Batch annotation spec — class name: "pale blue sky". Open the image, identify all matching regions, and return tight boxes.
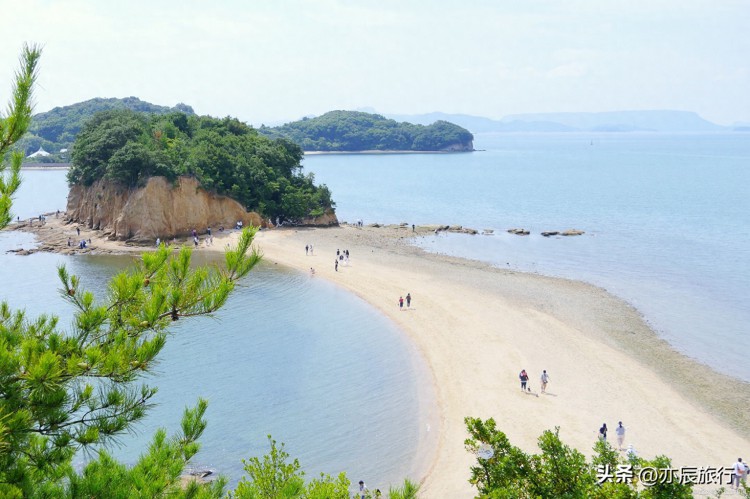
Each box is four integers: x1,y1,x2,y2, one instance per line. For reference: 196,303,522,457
1,0,748,125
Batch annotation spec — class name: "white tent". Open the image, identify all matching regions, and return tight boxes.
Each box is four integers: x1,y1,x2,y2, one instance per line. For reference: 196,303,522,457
27,147,51,158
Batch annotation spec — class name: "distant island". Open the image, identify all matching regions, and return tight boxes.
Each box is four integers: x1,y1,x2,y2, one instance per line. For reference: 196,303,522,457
386,110,744,133
258,110,474,152
19,97,195,163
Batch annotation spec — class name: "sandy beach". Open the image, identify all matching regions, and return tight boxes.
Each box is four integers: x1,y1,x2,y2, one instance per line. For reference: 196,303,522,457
8,218,750,497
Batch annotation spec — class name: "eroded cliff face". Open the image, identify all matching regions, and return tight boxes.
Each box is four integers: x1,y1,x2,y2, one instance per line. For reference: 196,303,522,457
441,140,474,152
66,176,267,241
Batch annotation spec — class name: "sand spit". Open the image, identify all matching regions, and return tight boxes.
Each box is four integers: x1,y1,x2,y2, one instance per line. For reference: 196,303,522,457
6,218,750,497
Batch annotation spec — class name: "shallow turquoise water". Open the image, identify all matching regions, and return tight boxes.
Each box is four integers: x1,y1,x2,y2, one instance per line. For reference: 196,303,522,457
1,181,430,489
5,130,748,486
303,133,750,379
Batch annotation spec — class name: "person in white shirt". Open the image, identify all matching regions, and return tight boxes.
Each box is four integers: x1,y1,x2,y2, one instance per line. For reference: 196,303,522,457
358,480,368,498
615,421,626,450
540,370,550,393
732,457,747,489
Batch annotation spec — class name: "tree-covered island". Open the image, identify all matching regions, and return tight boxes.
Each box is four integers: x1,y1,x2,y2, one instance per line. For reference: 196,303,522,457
259,110,474,152
19,97,195,163
67,109,334,222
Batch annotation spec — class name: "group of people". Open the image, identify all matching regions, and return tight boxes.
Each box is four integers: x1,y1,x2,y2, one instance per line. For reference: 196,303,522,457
67,237,91,249
356,480,382,498
598,421,627,451
334,248,350,271
151,227,220,249
305,244,314,255
397,293,412,310
518,369,550,394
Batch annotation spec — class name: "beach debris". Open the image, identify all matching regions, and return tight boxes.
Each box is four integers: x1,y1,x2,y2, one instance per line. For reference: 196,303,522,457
507,228,530,235
561,229,585,236
541,231,559,237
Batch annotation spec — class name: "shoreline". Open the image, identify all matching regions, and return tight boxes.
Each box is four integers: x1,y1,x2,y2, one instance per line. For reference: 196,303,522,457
303,150,473,155
6,218,750,497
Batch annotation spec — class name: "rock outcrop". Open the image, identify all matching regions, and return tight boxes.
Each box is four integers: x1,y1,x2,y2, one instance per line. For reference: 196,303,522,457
299,209,339,227
67,176,295,241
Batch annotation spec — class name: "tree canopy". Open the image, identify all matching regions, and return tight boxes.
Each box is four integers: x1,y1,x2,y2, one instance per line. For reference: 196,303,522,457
18,97,194,162
464,417,702,498
67,109,334,221
259,110,474,152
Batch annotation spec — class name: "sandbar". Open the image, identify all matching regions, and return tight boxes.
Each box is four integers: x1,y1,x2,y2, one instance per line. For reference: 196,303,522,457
7,218,750,497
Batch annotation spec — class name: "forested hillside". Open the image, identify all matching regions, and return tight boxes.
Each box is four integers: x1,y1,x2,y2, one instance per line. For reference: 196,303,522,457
20,97,194,162
68,109,334,221
259,110,474,152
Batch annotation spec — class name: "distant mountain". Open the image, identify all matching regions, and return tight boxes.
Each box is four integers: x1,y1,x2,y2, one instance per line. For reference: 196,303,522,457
21,97,195,162
387,110,727,134
501,111,725,132
259,110,474,152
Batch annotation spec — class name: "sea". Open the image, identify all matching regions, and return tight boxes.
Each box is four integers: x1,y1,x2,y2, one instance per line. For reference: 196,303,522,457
2,131,748,487
0,171,431,489
303,132,750,380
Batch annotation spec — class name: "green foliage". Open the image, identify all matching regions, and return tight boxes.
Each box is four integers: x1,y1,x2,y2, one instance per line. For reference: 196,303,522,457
234,436,306,498
259,110,474,152
388,478,421,499
0,229,261,496
464,417,694,499
232,435,352,499
1,43,41,229
232,436,418,499
18,96,195,162
66,400,228,498
67,110,334,220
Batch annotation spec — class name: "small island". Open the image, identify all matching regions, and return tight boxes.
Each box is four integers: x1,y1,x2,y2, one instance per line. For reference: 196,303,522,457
259,110,474,152
65,109,336,241
19,97,195,164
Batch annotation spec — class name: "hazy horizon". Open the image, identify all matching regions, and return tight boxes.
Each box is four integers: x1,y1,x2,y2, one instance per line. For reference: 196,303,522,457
2,1,748,126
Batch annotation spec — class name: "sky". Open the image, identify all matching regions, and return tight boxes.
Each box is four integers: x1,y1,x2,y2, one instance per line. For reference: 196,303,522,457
1,0,748,126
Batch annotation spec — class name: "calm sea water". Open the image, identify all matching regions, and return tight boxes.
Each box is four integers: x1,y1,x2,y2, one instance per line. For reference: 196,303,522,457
1,171,431,489
5,132,748,484
303,133,750,379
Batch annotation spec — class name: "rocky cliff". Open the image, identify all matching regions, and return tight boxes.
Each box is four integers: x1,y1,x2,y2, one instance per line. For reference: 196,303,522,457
67,176,278,241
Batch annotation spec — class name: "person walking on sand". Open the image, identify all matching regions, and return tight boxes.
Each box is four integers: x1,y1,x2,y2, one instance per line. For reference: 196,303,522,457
305,244,309,255
615,421,626,450
599,423,608,441
406,292,412,308
540,370,550,393
519,369,529,391
399,296,404,310
731,457,747,489
334,259,338,272
358,480,368,499
76,226,80,236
